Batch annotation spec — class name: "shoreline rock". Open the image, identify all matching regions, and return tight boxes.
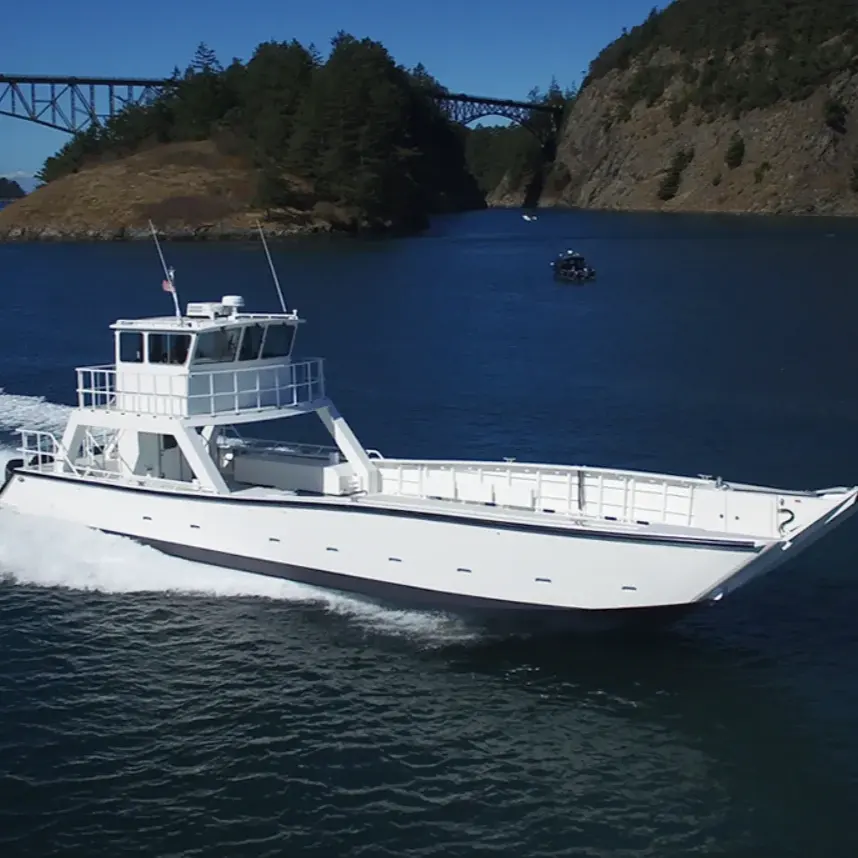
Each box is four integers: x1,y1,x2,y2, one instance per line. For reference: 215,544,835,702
0,220,341,243
0,217,432,243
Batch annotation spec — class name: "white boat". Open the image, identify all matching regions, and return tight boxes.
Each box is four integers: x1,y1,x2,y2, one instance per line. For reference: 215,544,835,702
2,234,856,631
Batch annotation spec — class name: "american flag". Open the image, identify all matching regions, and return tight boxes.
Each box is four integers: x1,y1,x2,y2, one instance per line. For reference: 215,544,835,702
161,278,174,293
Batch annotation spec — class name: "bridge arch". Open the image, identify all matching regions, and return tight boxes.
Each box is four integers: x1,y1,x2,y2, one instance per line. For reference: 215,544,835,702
430,91,563,146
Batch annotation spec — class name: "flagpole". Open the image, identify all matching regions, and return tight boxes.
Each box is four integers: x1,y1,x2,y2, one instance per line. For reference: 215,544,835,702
148,220,182,318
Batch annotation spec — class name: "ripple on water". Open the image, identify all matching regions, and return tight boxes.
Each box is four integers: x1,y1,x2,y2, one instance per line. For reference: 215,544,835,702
1,559,838,858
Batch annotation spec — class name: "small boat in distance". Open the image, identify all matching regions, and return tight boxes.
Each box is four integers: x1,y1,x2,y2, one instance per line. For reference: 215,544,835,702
522,213,538,222
1,225,856,632
551,249,596,283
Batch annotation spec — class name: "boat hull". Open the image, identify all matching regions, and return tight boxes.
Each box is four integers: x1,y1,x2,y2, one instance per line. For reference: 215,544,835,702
108,530,700,632
0,469,775,625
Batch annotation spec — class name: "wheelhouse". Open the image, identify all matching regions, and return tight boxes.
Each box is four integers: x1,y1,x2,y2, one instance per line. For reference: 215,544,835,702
72,295,324,424
113,299,300,370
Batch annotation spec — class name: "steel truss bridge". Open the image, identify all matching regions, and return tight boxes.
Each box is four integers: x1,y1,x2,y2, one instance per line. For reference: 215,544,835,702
432,91,562,142
0,74,563,142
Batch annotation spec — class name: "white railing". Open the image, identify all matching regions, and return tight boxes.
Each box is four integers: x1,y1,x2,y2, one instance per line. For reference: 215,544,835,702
16,429,216,494
17,429,61,464
374,459,781,536
76,358,326,419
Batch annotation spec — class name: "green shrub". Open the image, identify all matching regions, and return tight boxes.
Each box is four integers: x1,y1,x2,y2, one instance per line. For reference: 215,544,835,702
658,147,694,200
725,133,745,169
669,98,689,126
753,161,771,183
824,99,848,133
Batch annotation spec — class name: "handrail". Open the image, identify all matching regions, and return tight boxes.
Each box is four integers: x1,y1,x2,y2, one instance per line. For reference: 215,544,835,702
75,357,326,418
16,428,215,494
372,458,780,536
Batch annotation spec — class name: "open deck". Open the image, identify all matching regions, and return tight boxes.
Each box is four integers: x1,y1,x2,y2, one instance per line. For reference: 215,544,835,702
15,428,815,542
369,457,826,540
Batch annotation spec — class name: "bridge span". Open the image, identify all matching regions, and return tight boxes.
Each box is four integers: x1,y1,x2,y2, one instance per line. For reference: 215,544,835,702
0,74,563,142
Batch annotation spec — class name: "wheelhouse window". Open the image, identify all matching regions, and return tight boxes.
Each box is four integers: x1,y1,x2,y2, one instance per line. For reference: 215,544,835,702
238,324,265,361
118,331,144,363
261,323,295,359
193,327,242,364
148,332,191,365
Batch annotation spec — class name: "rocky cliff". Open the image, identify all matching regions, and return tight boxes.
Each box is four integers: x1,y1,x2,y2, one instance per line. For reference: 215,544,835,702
493,1,858,216
537,60,858,216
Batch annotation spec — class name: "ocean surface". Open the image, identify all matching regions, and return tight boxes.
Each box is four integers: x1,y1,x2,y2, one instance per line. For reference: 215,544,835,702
1,208,858,857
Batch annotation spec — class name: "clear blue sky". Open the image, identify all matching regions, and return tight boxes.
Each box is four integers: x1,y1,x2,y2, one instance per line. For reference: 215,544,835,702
1,0,663,182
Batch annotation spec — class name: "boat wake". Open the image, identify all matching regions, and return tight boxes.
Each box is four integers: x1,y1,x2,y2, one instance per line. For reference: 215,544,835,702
0,387,72,436
0,392,477,644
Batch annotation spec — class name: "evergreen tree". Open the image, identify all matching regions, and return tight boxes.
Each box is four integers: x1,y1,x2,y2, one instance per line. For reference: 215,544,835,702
191,42,222,74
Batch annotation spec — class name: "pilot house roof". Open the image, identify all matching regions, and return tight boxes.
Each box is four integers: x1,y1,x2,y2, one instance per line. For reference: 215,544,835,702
110,296,304,333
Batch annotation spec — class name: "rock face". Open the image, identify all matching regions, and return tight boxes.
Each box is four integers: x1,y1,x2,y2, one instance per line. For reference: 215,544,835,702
537,62,858,216
0,140,379,241
490,53,858,217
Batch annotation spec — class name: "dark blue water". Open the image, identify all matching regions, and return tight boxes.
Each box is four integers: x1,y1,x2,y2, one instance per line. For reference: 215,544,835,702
1,208,858,857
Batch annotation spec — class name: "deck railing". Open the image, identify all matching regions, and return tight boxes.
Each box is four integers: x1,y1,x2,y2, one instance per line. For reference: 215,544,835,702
15,429,215,494
374,459,781,536
76,358,326,419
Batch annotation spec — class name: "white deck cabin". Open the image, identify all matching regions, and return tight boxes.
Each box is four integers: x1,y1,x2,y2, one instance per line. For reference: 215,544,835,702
25,295,376,500
85,294,320,422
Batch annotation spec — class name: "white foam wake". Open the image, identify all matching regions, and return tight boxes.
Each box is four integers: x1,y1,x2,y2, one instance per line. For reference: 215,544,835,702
0,388,72,436
0,497,475,641
0,435,474,644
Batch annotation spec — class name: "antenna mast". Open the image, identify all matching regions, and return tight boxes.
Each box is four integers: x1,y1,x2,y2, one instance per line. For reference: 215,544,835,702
148,220,182,319
256,220,289,313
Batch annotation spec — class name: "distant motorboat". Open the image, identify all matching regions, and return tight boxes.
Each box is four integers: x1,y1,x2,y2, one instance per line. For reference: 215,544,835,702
550,249,596,283
522,213,538,222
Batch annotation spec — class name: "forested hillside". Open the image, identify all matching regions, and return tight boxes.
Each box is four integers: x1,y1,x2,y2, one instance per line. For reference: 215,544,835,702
585,0,858,123
32,36,485,232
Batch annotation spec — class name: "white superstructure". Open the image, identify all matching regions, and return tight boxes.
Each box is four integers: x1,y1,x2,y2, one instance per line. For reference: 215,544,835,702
2,244,856,629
